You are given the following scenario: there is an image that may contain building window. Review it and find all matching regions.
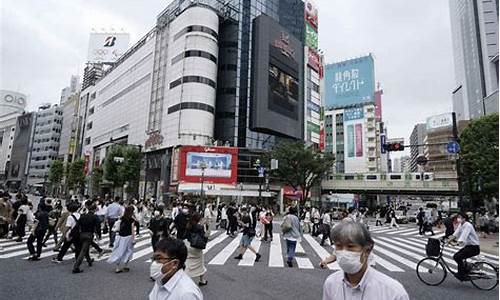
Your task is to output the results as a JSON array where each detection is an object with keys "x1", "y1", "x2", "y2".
[
  {"x1": 174, "y1": 25, "x2": 218, "y2": 41},
  {"x1": 84, "y1": 137, "x2": 91, "y2": 145},
  {"x1": 88, "y1": 106, "x2": 95, "y2": 115},
  {"x1": 171, "y1": 50, "x2": 217, "y2": 65},
  {"x1": 87, "y1": 122, "x2": 93, "y2": 130},
  {"x1": 169, "y1": 76, "x2": 216, "y2": 89},
  {"x1": 167, "y1": 102, "x2": 215, "y2": 114}
]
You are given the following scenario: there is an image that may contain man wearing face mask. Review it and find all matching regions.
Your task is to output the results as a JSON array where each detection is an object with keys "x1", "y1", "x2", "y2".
[
  {"x1": 149, "y1": 210, "x2": 166, "y2": 251},
  {"x1": 322, "y1": 221, "x2": 409, "y2": 300},
  {"x1": 173, "y1": 206, "x2": 190, "y2": 239},
  {"x1": 149, "y1": 237, "x2": 203, "y2": 300},
  {"x1": 448, "y1": 213, "x2": 480, "y2": 281}
]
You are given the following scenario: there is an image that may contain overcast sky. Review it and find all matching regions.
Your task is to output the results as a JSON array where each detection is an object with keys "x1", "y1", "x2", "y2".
[{"x1": 1, "y1": 0, "x2": 455, "y2": 156}]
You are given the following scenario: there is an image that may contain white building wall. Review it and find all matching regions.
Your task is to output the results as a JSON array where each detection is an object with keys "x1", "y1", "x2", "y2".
[{"x1": 162, "y1": 6, "x2": 219, "y2": 147}]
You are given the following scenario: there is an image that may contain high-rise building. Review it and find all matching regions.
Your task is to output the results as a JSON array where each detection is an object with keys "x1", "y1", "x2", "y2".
[
  {"x1": 60, "y1": 75, "x2": 80, "y2": 105},
  {"x1": 0, "y1": 90, "x2": 27, "y2": 182},
  {"x1": 409, "y1": 123, "x2": 426, "y2": 172},
  {"x1": 78, "y1": 0, "x2": 307, "y2": 199},
  {"x1": 449, "y1": 0, "x2": 499, "y2": 120},
  {"x1": 59, "y1": 93, "x2": 80, "y2": 164},
  {"x1": 6, "y1": 112, "x2": 35, "y2": 190},
  {"x1": 324, "y1": 103, "x2": 379, "y2": 173},
  {"x1": 27, "y1": 104, "x2": 63, "y2": 186}
]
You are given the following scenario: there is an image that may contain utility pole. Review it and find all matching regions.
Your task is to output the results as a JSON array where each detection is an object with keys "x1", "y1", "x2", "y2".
[{"x1": 452, "y1": 112, "x2": 463, "y2": 211}]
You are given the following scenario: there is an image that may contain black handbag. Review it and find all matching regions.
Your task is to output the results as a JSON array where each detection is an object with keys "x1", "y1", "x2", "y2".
[{"x1": 189, "y1": 232, "x2": 207, "y2": 250}]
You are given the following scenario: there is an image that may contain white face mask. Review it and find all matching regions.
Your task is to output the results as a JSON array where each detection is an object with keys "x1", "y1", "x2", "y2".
[
  {"x1": 150, "y1": 261, "x2": 164, "y2": 282},
  {"x1": 182, "y1": 209, "x2": 189, "y2": 214},
  {"x1": 335, "y1": 250, "x2": 364, "y2": 274}
]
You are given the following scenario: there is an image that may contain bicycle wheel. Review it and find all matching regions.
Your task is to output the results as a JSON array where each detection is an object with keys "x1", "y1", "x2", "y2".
[
  {"x1": 470, "y1": 261, "x2": 499, "y2": 290},
  {"x1": 416, "y1": 257, "x2": 447, "y2": 286}
]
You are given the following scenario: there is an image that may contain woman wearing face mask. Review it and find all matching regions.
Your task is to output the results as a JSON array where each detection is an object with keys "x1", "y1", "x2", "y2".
[
  {"x1": 107, "y1": 206, "x2": 136, "y2": 273},
  {"x1": 322, "y1": 221, "x2": 409, "y2": 300},
  {"x1": 149, "y1": 237, "x2": 203, "y2": 300}
]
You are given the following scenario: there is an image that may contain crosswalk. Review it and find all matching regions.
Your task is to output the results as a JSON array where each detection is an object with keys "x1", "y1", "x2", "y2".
[
  {"x1": 1, "y1": 228, "x2": 497, "y2": 274},
  {"x1": 369, "y1": 224, "x2": 447, "y2": 239}
]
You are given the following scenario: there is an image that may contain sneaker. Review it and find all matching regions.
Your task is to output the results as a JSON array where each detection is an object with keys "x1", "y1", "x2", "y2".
[
  {"x1": 255, "y1": 253, "x2": 261, "y2": 262},
  {"x1": 88, "y1": 258, "x2": 94, "y2": 267},
  {"x1": 72, "y1": 268, "x2": 83, "y2": 274},
  {"x1": 51, "y1": 258, "x2": 62, "y2": 264},
  {"x1": 28, "y1": 256, "x2": 40, "y2": 261},
  {"x1": 234, "y1": 254, "x2": 243, "y2": 260},
  {"x1": 287, "y1": 261, "x2": 293, "y2": 267}
]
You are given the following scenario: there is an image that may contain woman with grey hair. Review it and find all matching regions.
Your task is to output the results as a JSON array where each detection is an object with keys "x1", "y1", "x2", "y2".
[{"x1": 322, "y1": 221, "x2": 409, "y2": 300}]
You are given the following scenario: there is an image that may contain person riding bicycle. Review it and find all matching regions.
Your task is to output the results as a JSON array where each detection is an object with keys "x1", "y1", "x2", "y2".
[{"x1": 448, "y1": 212, "x2": 480, "y2": 281}]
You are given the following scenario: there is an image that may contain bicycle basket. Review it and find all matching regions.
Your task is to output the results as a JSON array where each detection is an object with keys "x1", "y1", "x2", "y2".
[{"x1": 426, "y1": 238, "x2": 441, "y2": 257}]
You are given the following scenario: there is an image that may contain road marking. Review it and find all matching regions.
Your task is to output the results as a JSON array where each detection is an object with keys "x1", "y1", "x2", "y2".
[
  {"x1": 238, "y1": 239, "x2": 261, "y2": 266},
  {"x1": 372, "y1": 241, "x2": 424, "y2": 271},
  {"x1": 203, "y1": 231, "x2": 229, "y2": 254},
  {"x1": 208, "y1": 233, "x2": 242, "y2": 265},
  {"x1": 385, "y1": 228, "x2": 415, "y2": 235},
  {"x1": 401, "y1": 230, "x2": 420, "y2": 236},
  {"x1": 268, "y1": 233, "x2": 284, "y2": 268},
  {"x1": 296, "y1": 241, "x2": 305, "y2": 254},
  {"x1": 303, "y1": 234, "x2": 340, "y2": 270},
  {"x1": 372, "y1": 254, "x2": 404, "y2": 272},
  {"x1": 295, "y1": 257, "x2": 314, "y2": 269},
  {"x1": 129, "y1": 238, "x2": 160, "y2": 261}
]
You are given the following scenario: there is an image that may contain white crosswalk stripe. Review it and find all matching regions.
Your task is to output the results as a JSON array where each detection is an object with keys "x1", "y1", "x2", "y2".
[{"x1": 2, "y1": 228, "x2": 497, "y2": 274}]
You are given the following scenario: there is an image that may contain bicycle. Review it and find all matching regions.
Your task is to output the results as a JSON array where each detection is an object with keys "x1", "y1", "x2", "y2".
[{"x1": 416, "y1": 238, "x2": 499, "y2": 290}]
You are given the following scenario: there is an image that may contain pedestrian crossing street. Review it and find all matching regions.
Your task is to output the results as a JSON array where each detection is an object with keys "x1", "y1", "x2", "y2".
[{"x1": 1, "y1": 226, "x2": 497, "y2": 274}]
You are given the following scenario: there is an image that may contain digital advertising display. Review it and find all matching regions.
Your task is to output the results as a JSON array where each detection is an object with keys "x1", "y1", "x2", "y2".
[
  {"x1": 178, "y1": 146, "x2": 238, "y2": 185},
  {"x1": 304, "y1": 0, "x2": 318, "y2": 29},
  {"x1": 305, "y1": 23, "x2": 318, "y2": 50},
  {"x1": 325, "y1": 55, "x2": 375, "y2": 108},
  {"x1": 250, "y1": 14, "x2": 304, "y2": 140}
]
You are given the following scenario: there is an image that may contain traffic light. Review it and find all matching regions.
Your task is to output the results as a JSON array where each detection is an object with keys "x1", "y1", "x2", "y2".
[{"x1": 383, "y1": 142, "x2": 405, "y2": 152}]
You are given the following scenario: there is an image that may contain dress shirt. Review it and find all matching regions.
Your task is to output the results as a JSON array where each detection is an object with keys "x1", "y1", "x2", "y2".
[
  {"x1": 149, "y1": 269, "x2": 203, "y2": 300},
  {"x1": 453, "y1": 221, "x2": 480, "y2": 246},
  {"x1": 106, "y1": 203, "x2": 123, "y2": 219},
  {"x1": 323, "y1": 266, "x2": 409, "y2": 300}
]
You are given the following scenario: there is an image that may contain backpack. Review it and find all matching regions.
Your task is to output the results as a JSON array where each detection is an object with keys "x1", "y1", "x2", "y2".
[
  {"x1": 281, "y1": 215, "x2": 292, "y2": 233},
  {"x1": 68, "y1": 214, "x2": 80, "y2": 240}
]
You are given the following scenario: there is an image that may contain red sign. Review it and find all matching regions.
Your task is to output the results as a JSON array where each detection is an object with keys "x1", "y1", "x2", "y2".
[
  {"x1": 355, "y1": 124, "x2": 363, "y2": 157},
  {"x1": 308, "y1": 48, "x2": 320, "y2": 73},
  {"x1": 319, "y1": 122, "x2": 325, "y2": 151},
  {"x1": 305, "y1": 0, "x2": 318, "y2": 30},
  {"x1": 83, "y1": 154, "x2": 90, "y2": 175},
  {"x1": 283, "y1": 186, "x2": 303, "y2": 199},
  {"x1": 375, "y1": 89, "x2": 383, "y2": 122},
  {"x1": 177, "y1": 146, "x2": 238, "y2": 185}
]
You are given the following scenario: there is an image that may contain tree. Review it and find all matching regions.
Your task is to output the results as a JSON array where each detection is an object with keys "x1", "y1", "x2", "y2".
[
  {"x1": 91, "y1": 166, "x2": 104, "y2": 196},
  {"x1": 66, "y1": 158, "x2": 86, "y2": 193},
  {"x1": 48, "y1": 159, "x2": 64, "y2": 196},
  {"x1": 103, "y1": 145, "x2": 141, "y2": 196},
  {"x1": 268, "y1": 141, "x2": 335, "y2": 203},
  {"x1": 460, "y1": 113, "x2": 499, "y2": 209}
]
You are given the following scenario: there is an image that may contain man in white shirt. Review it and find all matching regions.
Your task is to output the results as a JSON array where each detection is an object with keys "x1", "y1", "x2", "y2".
[
  {"x1": 149, "y1": 238, "x2": 203, "y2": 300},
  {"x1": 322, "y1": 221, "x2": 409, "y2": 300},
  {"x1": 449, "y1": 213, "x2": 480, "y2": 280}
]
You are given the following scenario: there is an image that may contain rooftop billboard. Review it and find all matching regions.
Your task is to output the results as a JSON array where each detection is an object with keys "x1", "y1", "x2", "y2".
[
  {"x1": 325, "y1": 55, "x2": 375, "y2": 108},
  {"x1": 87, "y1": 32, "x2": 130, "y2": 63}
]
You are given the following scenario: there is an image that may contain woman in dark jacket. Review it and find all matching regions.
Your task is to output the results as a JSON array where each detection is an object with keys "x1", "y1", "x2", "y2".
[{"x1": 184, "y1": 212, "x2": 208, "y2": 286}]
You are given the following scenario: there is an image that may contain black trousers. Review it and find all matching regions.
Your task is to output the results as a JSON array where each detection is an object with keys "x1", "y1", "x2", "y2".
[
  {"x1": 43, "y1": 225, "x2": 58, "y2": 244},
  {"x1": 0, "y1": 222, "x2": 8, "y2": 238},
  {"x1": 320, "y1": 224, "x2": 332, "y2": 246},
  {"x1": 151, "y1": 234, "x2": 160, "y2": 252},
  {"x1": 57, "y1": 237, "x2": 81, "y2": 261},
  {"x1": 312, "y1": 222, "x2": 320, "y2": 236},
  {"x1": 453, "y1": 245, "x2": 480, "y2": 277},
  {"x1": 263, "y1": 223, "x2": 273, "y2": 241},
  {"x1": 27, "y1": 230, "x2": 46, "y2": 257},
  {"x1": 418, "y1": 222, "x2": 424, "y2": 234},
  {"x1": 16, "y1": 218, "x2": 27, "y2": 238},
  {"x1": 74, "y1": 233, "x2": 93, "y2": 270},
  {"x1": 228, "y1": 218, "x2": 237, "y2": 235}
]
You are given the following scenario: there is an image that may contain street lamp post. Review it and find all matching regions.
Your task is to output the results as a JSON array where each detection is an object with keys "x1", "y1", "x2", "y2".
[
  {"x1": 200, "y1": 161, "x2": 207, "y2": 202},
  {"x1": 254, "y1": 159, "x2": 265, "y2": 203}
]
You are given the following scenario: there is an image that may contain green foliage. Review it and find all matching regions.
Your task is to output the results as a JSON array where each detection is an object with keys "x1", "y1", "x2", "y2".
[
  {"x1": 48, "y1": 159, "x2": 64, "y2": 185},
  {"x1": 460, "y1": 113, "x2": 499, "y2": 206},
  {"x1": 103, "y1": 145, "x2": 141, "y2": 189},
  {"x1": 92, "y1": 166, "x2": 104, "y2": 194},
  {"x1": 268, "y1": 141, "x2": 335, "y2": 201},
  {"x1": 66, "y1": 158, "x2": 86, "y2": 190}
]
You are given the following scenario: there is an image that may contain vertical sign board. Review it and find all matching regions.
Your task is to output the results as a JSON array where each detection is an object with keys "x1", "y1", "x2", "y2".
[
  {"x1": 305, "y1": 23, "x2": 318, "y2": 50},
  {"x1": 343, "y1": 108, "x2": 365, "y2": 172},
  {"x1": 325, "y1": 55, "x2": 375, "y2": 108},
  {"x1": 304, "y1": 0, "x2": 318, "y2": 29},
  {"x1": 346, "y1": 125, "x2": 355, "y2": 157},
  {"x1": 355, "y1": 124, "x2": 363, "y2": 157},
  {"x1": 374, "y1": 89, "x2": 383, "y2": 122}
]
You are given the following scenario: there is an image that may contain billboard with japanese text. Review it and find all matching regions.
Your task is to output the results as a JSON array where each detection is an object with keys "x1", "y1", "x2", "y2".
[
  {"x1": 178, "y1": 146, "x2": 238, "y2": 185},
  {"x1": 325, "y1": 55, "x2": 375, "y2": 108},
  {"x1": 305, "y1": 23, "x2": 318, "y2": 50}
]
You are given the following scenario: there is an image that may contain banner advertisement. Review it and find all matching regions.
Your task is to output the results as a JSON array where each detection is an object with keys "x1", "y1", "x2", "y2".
[
  {"x1": 374, "y1": 89, "x2": 383, "y2": 122},
  {"x1": 305, "y1": 23, "x2": 318, "y2": 50},
  {"x1": 346, "y1": 124, "x2": 355, "y2": 157},
  {"x1": 307, "y1": 100, "x2": 321, "y2": 113},
  {"x1": 325, "y1": 55, "x2": 375, "y2": 108},
  {"x1": 308, "y1": 48, "x2": 321, "y2": 72},
  {"x1": 344, "y1": 107, "x2": 364, "y2": 121},
  {"x1": 304, "y1": 0, "x2": 318, "y2": 29},
  {"x1": 355, "y1": 124, "x2": 363, "y2": 157},
  {"x1": 319, "y1": 121, "x2": 325, "y2": 151},
  {"x1": 426, "y1": 113, "x2": 453, "y2": 131},
  {"x1": 87, "y1": 32, "x2": 130, "y2": 63},
  {"x1": 178, "y1": 146, "x2": 238, "y2": 185},
  {"x1": 307, "y1": 121, "x2": 320, "y2": 134}
]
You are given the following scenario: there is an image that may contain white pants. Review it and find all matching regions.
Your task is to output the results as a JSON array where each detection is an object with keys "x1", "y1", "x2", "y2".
[{"x1": 390, "y1": 217, "x2": 399, "y2": 228}]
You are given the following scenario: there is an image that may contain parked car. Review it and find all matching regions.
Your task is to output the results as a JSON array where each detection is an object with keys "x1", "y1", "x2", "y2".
[{"x1": 394, "y1": 210, "x2": 408, "y2": 224}]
